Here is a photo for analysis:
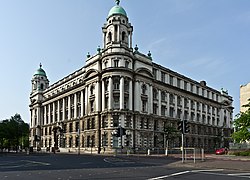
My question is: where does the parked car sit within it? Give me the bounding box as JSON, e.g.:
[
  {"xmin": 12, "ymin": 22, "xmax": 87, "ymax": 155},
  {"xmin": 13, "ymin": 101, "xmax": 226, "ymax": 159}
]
[{"xmin": 215, "ymin": 148, "xmax": 228, "ymax": 155}]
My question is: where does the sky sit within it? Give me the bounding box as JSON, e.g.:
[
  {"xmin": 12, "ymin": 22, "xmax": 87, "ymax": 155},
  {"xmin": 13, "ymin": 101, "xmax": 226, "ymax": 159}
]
[{"xmin": 0, "ymin": 0, "xmax": 250, "ymax": 123}]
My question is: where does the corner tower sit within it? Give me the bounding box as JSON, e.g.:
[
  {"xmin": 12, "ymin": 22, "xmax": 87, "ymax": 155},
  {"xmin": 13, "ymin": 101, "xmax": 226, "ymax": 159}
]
[
  {"xmin": 31, "ymin": 63, "xmax": 49, "ymax": 93},
  {"xmin": 102, "ymin": 0, "xmax": 133, "ymax": 50}
]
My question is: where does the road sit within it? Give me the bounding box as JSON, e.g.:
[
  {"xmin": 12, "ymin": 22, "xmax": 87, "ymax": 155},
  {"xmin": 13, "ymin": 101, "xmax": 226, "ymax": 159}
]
[{"xmin": 0, "ymin": 153, "xmax": 249, "ymax": 180}]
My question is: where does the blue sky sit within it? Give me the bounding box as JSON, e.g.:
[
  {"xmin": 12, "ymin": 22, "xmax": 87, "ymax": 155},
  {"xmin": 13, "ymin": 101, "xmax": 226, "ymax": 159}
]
[{"xmin": 0, "ymin": 0, "xmax": 250, "ymax": 123}]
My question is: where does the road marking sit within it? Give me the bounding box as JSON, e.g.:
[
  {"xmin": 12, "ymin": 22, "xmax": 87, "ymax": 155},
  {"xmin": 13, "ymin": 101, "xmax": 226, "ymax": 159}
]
[
  {"xmin": 148, "ymin": 169, "xmax": 225, "ymax": 180},
  {"xmin": 228, "ymin": 173, "xmax": 250, "ymax": 176},
  {"xmin": 192, "ymin": 169, "xmax": 224, "ymax": 173},
  {"xmin": 148, "ymin": 171, "xmax": 190, "ymax": 180}
]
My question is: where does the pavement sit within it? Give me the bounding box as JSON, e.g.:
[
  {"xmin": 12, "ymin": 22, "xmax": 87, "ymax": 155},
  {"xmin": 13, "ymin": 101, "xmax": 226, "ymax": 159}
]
[{"xmin": 168, "ymin": 154, "xmax": 250, "ymax": 171}]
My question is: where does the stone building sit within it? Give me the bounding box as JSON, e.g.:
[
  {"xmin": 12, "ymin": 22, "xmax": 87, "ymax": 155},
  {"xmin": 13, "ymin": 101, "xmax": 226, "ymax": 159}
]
[
  {"xmin": 29, "ymin": 1, "xmax": 233, "ymax": 153},
  {"xmin": 240, "ymin": 82, "xmax": 250, "ymax": 113}
]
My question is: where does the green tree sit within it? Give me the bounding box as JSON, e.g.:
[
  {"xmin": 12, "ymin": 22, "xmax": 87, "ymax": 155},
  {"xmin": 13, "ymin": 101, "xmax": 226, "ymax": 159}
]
[
  {"xmin": 232, "ymin": 101, "xmax": 250, "ymax": 143},
  {"xmin": 0, "ymin": 114, "xmax": 29, "ymax": 151}
]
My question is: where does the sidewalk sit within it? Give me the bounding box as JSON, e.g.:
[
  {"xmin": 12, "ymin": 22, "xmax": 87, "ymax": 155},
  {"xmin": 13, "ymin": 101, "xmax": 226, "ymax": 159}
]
[{"xmin": 168, "ymin": 154, "xmax": 250, "ymax": 171}]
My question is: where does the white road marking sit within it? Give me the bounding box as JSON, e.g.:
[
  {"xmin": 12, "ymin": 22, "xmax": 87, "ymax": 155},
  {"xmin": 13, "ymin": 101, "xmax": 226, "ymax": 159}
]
[
  {"xmin": 228, "ymin": 173, "xmax": 250, "ymax": 176},
  {"xmin": 149, "ymin": 169, "xmax": 227, "ymax": 180},
  {"xmin": 148, "ymin": 171, "xmax": 190, "ymax": 180}
]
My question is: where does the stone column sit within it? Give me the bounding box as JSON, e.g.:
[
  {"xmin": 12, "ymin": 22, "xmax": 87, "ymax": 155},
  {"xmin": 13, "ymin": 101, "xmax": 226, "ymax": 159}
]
[
  {"xmin": 81, "ymin": 90, "xmax": 84, "ymax": 117},
  {"xmin": 134, "ymin": 81, "xmax": 140, "ymax": 111},
  {"xmin": 148, "ymin": 84, "xmax": 153, "ymax": 114},
  {"xmin": 74, "ymin": 93, "xmax": 77, "ymax": 118},
  {"xmin": 158, "ymin": 89, "xmax": 161, "ymax": 116},
  {"xmin": 57, "ymin": 100, "xmax": 60, "ymax": 121},
  {"xmin": 44, "ymin": 105, "xmax": 47, "ymax": 125},
  {"xmin": 63, "ymin": 98, "xmax": 65, "ymax": 121},
  {"xmin": 194, "ymin": 101, "xmax": 197, "ymax": 122},
  {"xmin": 129, "ymin": 80, "xmax": 133, "ymax": 110},
  {"xmin": 120, "ymin": 76, "xmax": 124, "ymax": 110},
  {"xmin": 102, "ymin": 80, "xmax": 105, "ymax": 110},
  {"xmin": 52, "ymin": 101, "xmax": 56, "ymax": 123},
  {"xmin": 96, "ymin": 81, "xmax": 100, "ymax": 112},
  {"xmin": 108, "ymin": 77, "xmax": 113, "ymax": 110},
  {"xmin": 68, "ymin": 96, "xmax": 71, "ymax": 119},
  {"xmin": 48, "ymin": 104, "xmax": 51, "ymax": 124},
  {"xmin": 85, "ymin": 86, "xmax": 88, "ymax": 115},
  {"xmin": 182, "ymin": 97, "xmax": 185, "ymax": 119},
  {"xmin": 166, "ymin": 93, "xmax": 170, "ymax": 117}
]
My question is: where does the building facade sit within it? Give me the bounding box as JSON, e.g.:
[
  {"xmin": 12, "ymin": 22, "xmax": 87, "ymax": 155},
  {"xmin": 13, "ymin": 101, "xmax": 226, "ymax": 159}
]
[
  {"xmin": 240, "ymin": 83, "xmax": 250, "ymax": 113},
  {"xmin": 29, "ymin": 1, "xmax": 233, "ymax": 153}
]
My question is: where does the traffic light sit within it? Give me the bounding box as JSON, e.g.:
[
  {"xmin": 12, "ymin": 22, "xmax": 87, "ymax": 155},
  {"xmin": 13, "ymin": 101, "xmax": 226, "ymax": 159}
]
[
  {"xmin": 183, "ymin": 120, "xmax": 190, "ymax": 133},
  {"xmin": 177, "ymin": 121, "xmax": 183, "ymax": 134}
]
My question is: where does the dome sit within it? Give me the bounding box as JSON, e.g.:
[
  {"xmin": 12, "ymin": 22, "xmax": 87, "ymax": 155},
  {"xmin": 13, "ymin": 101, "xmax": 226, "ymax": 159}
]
[
  {"xmin": 108, "ymin": 5, "xmax": 127, "ymax": 17},
  {"xmin": 34, "ymin": 64, "xmax": 47, "ymax": 77}
]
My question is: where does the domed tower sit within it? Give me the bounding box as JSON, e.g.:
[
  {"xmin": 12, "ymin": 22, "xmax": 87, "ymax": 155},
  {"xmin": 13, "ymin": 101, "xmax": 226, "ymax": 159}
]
[
  {"xmin": 31, "ymin": 63, "xmax": 49, "ymax": 93},
  {"xmin": 30, "ymin": 63, "xmax": 49, "ymax": 149},
  {"xmin": 102, "ymin": 0, "xmax": 133, "ymax": 50}
]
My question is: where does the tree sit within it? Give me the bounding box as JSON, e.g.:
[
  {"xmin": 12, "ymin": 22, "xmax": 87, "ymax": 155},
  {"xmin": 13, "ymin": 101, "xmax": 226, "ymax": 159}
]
[
  {"xmin": 0, "ymin": 114, "xmax": 29, "ymax": 151},
  {"xmin": 231, "ymin": 101, "xmax": 250, "ymax": 143}
]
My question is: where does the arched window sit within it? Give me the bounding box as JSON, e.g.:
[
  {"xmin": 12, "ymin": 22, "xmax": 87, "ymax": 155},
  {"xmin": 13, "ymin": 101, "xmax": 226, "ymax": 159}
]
[{"xmin": 40, "ymin": 83, "xmax": 44, "ymax": 90}]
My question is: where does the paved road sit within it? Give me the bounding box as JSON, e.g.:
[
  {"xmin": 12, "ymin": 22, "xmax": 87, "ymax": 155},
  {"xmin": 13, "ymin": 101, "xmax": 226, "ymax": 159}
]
[{"xmin": 0, "ymin": 153, "xmax": 249, "ymax": 180}]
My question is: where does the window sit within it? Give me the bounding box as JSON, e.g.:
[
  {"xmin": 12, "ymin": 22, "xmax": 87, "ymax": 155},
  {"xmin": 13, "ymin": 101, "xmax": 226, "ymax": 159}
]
[
  {"xmin": 125, "ymin": 61, "xmax": 129, "ymax": 68},
  {"xmin": 169, "ymin": 75, "xmax": 174, "ymax": 85},
  {"xmin": 124, "ymin": 97, "xmax": 128, "ymax": 109},
  {"xmin": 69, "ymin": 123, "xmax": 73, "ymax": 132},
  {"xmin": 122, "ymin": 31, "xmax": 126, "ymax": 41},
  {"xmin": 153, "ymin": 103, "xmax": 158, "ymax": 114},
  {"xmin": 140, "ymin": 118, "xmax": 144, "ymax": 129},
  {"xmin": 104, "ymin": 79, "xmax": 109, "ymax": 92},
  {"xmin": 153, "ymin": 88, "xmax": 158, "ymax": 100},
  {"xmin": 142, "ymin": 84, "xmax": 147, "ymax": 95},
  {"xmin": 177, "ymin": 96, "xmax": 182, "ymax": 106},
  {"xmin": 190, "ymin": 84, "xmax": 193, "ymax": 92},
  {"xmin": 161, "ymin": 91, "xmax": 166, "ymax": 101},
  {"xmin": 142, "ymin": 100, "xmax": 147, "ymax": 112},
  {"xmin": 91, "ymin": 118, "xmax": 95, "ymax": 129},
  {"xmin": 177, "ymin": 78, "xmax": 181, "ymax": 88},
  {"xmin": 170, "ymin": 94, "xmax": 175, "ymax": 105},
  {"xmin": 161, "ymin": 72, "xmax": 165, "ymax": 82},
  {"xmin": 124, "ymin": 80, "xmax": 129, "ymax": 92},
  {"xmin": 184, "ymin": 81, "xmax": 187, "ymax": 90},
  {"xmin": 161, "ymin": 105, "xmax": 166, "ymax": 116},
  {"xmin": 108, "ymin": 32, "xmax": 112, "ymax": 42},
  {"xmin": 153, "ymin": 68, "xmax": 157, "ymax": 79},
  {"xmin": 90, "ymin": 100, "xmax": 94, "ymax": 112},
  {"xmin": 184, "ymin": 98, "xmax": 188, "ymax": 108},
  {"xmin": 170, "ymin": 107, "xmax": 174, "ymax": 117},
  {"xmin": 114, "ymin": 60, "xmax": 119, "ymax": 67},
  {"xmin": 113, "ymin": 115, "xmax": 119, "ymax": 127},
  {"xmin": 113, "ymin": 96, "xmax": 120, "ymax": 109},
  {"xmin": 113, "ymin": 77, "xmax": 120, "ymax": 90},
  {"xmin": 90, "ymin": 86, "xmax": 95, "ymax": 95}
]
